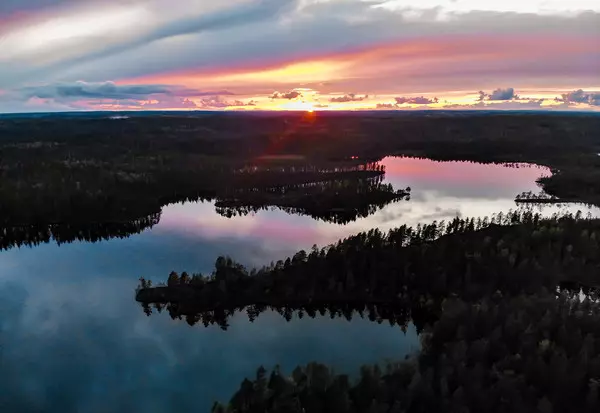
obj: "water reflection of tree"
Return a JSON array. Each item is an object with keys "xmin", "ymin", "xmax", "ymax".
[
  {"xmin": 141, "ymin": 300, "xmax": 434, "ymax": 333},
  {"xmin": 0, "ymin": 159, "xmax": 410, "ymax": 249},
  {"xmin": 215, "ymin": 173, "xmax": 410, "ymax": 224},
  {"xmin": 210, "ymin": 287, "xmax": 600, "ymax": 413},
  {"xmin": 0, "ymin": 212, "xmax": 161, "ymax": 250}
]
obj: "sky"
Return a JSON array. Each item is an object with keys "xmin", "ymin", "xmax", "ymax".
[{"xmin": 0, "ymin": 0, "xmax": 598, "ymax": 112}]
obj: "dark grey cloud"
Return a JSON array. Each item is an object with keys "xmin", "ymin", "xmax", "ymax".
[
  {"xmin": 329, "ymin": 93, "xmax": 369, "ymax": 103},
  {"xmin": 271, "ymin": 90, "xmax": 302, "ymax": 100},
  {"xmin": 395, "ymin": 96, "xmax": 439, "ymax": 105},
  {"xmin": 477, "ymin": 87, "xmax": 519, "ymax": 101},
  {"xmin": 17, "ymin": 81, "xmax": 232, "ymax": 101},
  {"xmin": 23, "ymin": 82, "xmax": 167, "ymax": 100},
  {"xmin": 1, "ymin": 81, "xmax": 259, "ymax": 110},
  {"xmin": 556, "ymin": 89, "xmax": 600, "ymax": 106},
  {"xmin": 489, "ymin": 87, "xmax": 519, "ymax": 101},
  {"xmin": 376, "ymin": 103, "xmax": 396, "ymax": 109},
  {"xmin": 0, "ymin": 0, "xmax": 79, "ymax": 15}
]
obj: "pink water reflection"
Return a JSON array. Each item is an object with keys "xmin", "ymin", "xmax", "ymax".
[
  {"xmin": 155, "ymin": 158, "xmax": 599, "ymax": 254},
  {"xmin": 383, "ymin": 157, "xmax": 549, "ymax": 195}
]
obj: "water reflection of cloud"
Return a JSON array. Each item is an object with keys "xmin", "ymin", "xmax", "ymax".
[
  {"xmin": 0, "ymin": 262, "xmax": 417, "ymax": 412},
  {"xmin": 383, "ymin": 157, "xmax": 549, "ymax": 199},
  {"xmin": 157, "ymin": 201, "xmax": 324, "ymax": 248},
  {"xmin": 151, "ymin": 157, "xmax": 578, "ymax": 251}
]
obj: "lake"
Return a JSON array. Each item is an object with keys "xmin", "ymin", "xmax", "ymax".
[{"xmin": 0, "ymin": 157, "xmax": 597, "ymax": 412}]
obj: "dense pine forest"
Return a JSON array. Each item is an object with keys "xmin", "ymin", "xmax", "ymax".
[
  {"xmin": 1, "ymin": 112, "xmax": 600, "ymax": 228},
  {"xmin": 137, "ymin": 211, "xmax": 600, "ymax": 412}
]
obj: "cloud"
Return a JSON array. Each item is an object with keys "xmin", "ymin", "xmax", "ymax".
[
  {"xmin": 271, "ymin": 90, "xmax": 302, "ymax": 100},
  {"xmin": 556, "ymin": 89, "xmax": 600, "ymax": 106},
  {"xmin": 142, "ymin": 97, "xmax": 198, "ymax": 109},
  {"xmin": 22, "ymin": 82, "xmax": 166, "ymax": 100},
  {"xmin": 0, "ymin": 0, "xmax": 87, "ymax": 15},
  {"xmin": 329, "ymin": 93, "xmax": 369, "ymax": 103},
  {"xmin": 2, "ymin": 2, "xmax": 598, "ymax": 92},
  {"xmin": 477, "ymin": 87, "xmax": 520, "ymax": 101},
  {"xmin": 1, "ymin": 2, "xmax": 600, "ymax": 111},
  {"xmin": 0, "ymin": 80, "xmax": 253, "ymax": 111},
  {"xmin": 395, "ymin": 96, "xmax": 439, "ymax": 105},
  {"xmin": 0, "ymin": 81, "xmax": 239, "ymax": 110},
  {"xmin": 17, "ymin": 81, "xmax": 232, "ymax": 102},
  {"xmin": 2, "ymin": 0, "xmax": 296, "ymax": 65},
  {"xmin": 373, "ymin": 96, "xmax": 439, "ymax": 109},
  {"xmin": 232, "ymin": 99, "xmax": 257, "ymax": 107},
  {"xmin": 381, "ymin": 206, "xmax": 463, "ymax": 225},
  {"xmin": 442, "ymin": 99, "xmax": 569, "ymax": 111},
  {"xmin": 488, "ymin": 87, "xmax": 519, "ymax": 101},
  {"xmin": 199, "ymin": 96, "xmax": 257, "ymax": 109}
]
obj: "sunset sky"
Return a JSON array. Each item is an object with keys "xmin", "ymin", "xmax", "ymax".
[{"xmin": 0, "ymin": 0, "xmax": 598, "ymax": 112}]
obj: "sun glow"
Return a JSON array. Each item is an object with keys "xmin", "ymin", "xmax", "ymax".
[
  {"xmin": 280, "ymin": 101, "xmax": 315, "ymax": 111},
  {"xmin": 209, "ymin": 60, "xmax": 349, "ymax": 85}
]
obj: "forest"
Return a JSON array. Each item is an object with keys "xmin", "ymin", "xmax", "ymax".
[
  {"xmin": 137, "ymin": 210, "xmax": 600, "ymax": 412},
  {"xmin": 1, "ymin": 112, "xmax": 600, "ymax": 229}
]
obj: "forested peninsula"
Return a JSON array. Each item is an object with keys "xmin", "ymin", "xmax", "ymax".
[{"xmin": 137, "ymin": 211, "xmax": 600, "ymax": 412}]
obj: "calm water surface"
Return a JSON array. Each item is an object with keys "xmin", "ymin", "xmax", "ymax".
[{"xmin": 0, "ymin": 157, "xmax": 597, "ymax": 412}]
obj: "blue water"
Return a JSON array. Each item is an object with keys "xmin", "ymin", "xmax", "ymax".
[{"xmin": 1, "ymin": 157, "xmax": 597, "ymax": 412}]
